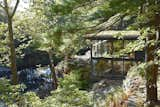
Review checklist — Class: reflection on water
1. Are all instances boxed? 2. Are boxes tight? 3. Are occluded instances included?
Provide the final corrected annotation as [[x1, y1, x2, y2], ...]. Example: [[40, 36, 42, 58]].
[[0, 66, 62, 98]]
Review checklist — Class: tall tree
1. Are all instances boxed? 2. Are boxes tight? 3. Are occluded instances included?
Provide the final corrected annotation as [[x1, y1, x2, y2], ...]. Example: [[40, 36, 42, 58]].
[[0, 0, 20, 84], [96, 0, 160, 106], [30, 0, 94, 88]]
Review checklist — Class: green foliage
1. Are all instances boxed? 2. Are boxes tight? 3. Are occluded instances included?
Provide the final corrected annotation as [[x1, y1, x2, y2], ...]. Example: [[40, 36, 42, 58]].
[[0, 22, 9, 65], [43, 87, 93, 107], [42, 69, 93, 107], [0, 0, 160, 106], [67, 63, 91, 89], [157, 49, 160, 57], [119, 40, 145, 55], [127, 63, 146, 78], [59, 71, 82, 89], [0, 78, 25, 105], [18, 92, 42, 107], [59, 67, 90, 89], [95, 60, 109, 72], [78, 67, 91, 89], [0, 74, 93, 107]]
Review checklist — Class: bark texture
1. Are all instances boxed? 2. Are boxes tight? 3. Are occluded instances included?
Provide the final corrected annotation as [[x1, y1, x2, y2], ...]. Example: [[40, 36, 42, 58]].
[[3, 0, 19, 85], [48, 51, 58, 89], [146, 33, 158, 106]]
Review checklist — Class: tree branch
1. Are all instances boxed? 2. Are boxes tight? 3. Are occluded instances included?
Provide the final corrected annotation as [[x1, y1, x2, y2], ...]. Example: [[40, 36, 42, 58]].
[[3, 0, 9, 15], [10, 0, 19, 18], [0, 3, 5, 10]]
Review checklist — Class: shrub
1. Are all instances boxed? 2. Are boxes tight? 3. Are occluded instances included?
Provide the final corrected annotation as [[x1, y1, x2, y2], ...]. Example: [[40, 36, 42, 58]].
[[0, 78, 25, 106], [0, 68, 93, 107], [18, 92, 42, 107], [42, 87, 93, 107], [0, 78, 42, 107], [95, 60, 109, 72], [42, 70, 93, 107]]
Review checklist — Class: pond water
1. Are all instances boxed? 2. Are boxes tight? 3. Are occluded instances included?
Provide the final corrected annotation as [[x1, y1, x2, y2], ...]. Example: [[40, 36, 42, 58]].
[[0, 66, 60, 98]]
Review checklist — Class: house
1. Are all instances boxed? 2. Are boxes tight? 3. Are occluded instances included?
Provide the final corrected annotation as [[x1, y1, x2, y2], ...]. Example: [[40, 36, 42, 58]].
[[85, 30, 145, 79]]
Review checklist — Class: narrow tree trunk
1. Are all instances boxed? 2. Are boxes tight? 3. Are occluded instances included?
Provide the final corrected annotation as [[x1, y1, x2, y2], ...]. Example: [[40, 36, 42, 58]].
[[8, 16, 18, 85], [146, 11, 160, 106], [146, 33, 158, 106], [64, 54, 69, 74], [48, 51, 58, 89], [3, 0, 19, 85]]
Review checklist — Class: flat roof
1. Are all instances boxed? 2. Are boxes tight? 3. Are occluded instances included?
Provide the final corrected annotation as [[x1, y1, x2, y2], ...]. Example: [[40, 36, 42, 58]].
[[85, 30, 140, 40]]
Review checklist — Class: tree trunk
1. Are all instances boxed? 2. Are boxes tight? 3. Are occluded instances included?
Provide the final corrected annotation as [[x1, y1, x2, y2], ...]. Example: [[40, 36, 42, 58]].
[[3, 0, 19, 85], [64, 54, 69, 74], [146, 33, 158, 106], [48, 51, 58, 89], [8, 16, 18, 85], [146, 11, 160, 106]]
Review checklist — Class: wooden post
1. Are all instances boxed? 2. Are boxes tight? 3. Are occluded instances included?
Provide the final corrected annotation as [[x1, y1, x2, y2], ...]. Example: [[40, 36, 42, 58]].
[[90, 41, 94, 73], [122, 39, 125, 77], [100, 40, 103, 57], [111, 41, 114, 76]]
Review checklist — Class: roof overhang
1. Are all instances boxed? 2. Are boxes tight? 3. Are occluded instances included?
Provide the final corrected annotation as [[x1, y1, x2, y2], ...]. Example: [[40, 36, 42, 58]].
[[84, 30, 140, 40]]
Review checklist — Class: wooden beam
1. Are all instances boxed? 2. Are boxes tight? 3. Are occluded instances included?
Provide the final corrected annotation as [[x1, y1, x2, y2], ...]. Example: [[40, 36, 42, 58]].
[[92, 57, 136, 61], [90, 42, 94, 73], [84, 35, 139, 40]]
